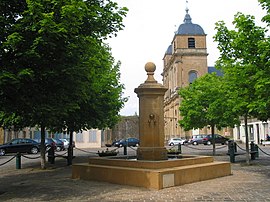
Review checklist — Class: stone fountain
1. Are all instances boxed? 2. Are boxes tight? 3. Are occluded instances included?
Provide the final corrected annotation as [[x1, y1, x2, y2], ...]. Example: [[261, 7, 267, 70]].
[[72, 62, 231, 189]]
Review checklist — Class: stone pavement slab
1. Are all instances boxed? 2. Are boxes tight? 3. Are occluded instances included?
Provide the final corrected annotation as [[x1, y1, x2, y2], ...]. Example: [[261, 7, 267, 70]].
[[0, 154, 270, 202], [0, 147, 270, 202]]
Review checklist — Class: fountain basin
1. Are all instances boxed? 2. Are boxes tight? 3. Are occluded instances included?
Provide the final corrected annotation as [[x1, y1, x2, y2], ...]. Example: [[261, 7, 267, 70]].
[[72, 155, 231, 190]]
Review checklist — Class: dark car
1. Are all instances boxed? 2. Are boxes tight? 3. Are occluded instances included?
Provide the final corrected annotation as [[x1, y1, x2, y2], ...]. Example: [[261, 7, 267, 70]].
[[114, 138, 140, 147], [106, 139, 119, 147], [189, 134, 207, 145], [54, 138, 65, 151], [202, 134, 230, 145], [0, 138, 40, 156], [34, 138, 57, 151], [110, 139, 121, 147]]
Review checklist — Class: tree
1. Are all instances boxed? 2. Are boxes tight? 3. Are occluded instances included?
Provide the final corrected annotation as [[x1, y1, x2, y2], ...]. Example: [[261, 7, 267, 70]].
[[52, 41, 127, 165], [0, 0, 128, 168], [179, 73, 239, 155], [214, 11, 266, 164], [249, 0, 270, 122]]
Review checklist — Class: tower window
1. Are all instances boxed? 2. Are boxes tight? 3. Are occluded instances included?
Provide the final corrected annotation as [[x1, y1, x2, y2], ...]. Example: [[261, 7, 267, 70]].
[[188, 38, 195, 48], [189, 71, 198, 83]]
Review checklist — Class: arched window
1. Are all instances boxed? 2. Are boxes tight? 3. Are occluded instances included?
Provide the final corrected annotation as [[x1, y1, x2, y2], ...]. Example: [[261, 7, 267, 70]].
[[189, 71, 198, 83], [188, 37, 195, 48]]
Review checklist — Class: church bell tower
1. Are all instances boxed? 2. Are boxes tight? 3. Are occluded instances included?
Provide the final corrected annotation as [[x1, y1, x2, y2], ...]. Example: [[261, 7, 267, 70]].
[[162, 3, 208, 141]]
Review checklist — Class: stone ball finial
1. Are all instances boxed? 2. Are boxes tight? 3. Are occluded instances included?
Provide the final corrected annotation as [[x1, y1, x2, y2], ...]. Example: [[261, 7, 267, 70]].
[[145, 62, 156, 73], [144, 62, 157, 83]]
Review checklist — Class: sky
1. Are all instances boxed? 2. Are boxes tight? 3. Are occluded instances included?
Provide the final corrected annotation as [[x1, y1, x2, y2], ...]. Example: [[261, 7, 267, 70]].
[[107, 0, 267, 116]]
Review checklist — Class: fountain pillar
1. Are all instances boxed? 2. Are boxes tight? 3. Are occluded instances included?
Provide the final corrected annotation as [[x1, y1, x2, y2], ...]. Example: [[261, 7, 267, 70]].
[[134, 62, 168, 160]]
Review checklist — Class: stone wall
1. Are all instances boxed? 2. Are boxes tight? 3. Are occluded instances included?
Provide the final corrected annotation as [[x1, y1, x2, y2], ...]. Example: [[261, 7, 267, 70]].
[[111, 115, 139, 141]]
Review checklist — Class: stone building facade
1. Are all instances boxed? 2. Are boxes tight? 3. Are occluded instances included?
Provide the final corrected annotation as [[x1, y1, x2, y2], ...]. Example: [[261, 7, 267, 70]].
[[162, 7, 231, 142]]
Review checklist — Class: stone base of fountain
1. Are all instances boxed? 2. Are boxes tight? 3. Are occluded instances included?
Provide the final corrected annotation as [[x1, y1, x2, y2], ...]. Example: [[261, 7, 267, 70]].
[[72, 155, 231, 190]]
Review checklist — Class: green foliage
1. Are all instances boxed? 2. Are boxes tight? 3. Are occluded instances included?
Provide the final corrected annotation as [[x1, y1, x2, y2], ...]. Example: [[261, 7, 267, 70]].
[[0, 0, 128, 130], [0, 0, 128, 168], [179, 74, 239, 131], [213, 3, 269, 163], [214, 11, 267, 120], [258, 0, 270, 24]]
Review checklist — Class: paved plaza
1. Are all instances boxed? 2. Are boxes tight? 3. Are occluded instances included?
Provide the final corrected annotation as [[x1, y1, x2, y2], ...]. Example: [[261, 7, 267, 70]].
[[0, 144, 270, 201]]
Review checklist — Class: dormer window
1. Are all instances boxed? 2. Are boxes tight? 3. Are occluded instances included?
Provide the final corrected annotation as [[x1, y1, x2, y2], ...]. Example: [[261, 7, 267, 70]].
[[188, 38, 195, 48]]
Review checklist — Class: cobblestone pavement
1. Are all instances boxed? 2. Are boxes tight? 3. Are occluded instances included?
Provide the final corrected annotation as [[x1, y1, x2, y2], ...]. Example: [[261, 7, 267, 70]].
[[0, 145, 270, 202]]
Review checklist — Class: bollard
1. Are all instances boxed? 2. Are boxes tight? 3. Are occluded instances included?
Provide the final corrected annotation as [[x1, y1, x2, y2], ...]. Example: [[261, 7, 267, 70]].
[[178, 144, 182, 154], [48, 147, 55, 164], [255, 144, 259, 158], [123, 145, 127, 155], [228, 140, 235, 163], [250, 141, 256, 160], [16, 152, 21, 169]]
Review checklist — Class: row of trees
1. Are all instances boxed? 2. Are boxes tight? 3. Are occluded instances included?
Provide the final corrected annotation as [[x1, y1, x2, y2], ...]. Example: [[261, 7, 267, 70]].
[[179, 0, 270, 164], [0, 0, 128, 168]]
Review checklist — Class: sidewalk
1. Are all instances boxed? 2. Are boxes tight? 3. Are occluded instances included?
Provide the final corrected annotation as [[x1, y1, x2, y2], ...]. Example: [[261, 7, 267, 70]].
[[0, 151, 270, 201]]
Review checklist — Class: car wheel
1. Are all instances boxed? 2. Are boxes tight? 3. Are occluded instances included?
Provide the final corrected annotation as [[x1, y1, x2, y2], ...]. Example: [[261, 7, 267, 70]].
[[56, 146, 61, 152], [169, 143, 173, 146], [30, 147, 39, 154], [119, 144, 123, 147], [207, 141, 211, 145], [46, 146, 51, 152], [0, 148, 6, 156], [193, 141, 198, 145], [225, 141, 229, 145], [135, 143, 139, 147]]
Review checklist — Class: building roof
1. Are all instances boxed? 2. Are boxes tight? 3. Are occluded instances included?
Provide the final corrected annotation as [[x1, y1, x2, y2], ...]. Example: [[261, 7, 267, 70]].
[[165, 45, 172, 55], [164, 8, 205, 56], [208, 66, 223, 76], [176, 8, 205, 35]]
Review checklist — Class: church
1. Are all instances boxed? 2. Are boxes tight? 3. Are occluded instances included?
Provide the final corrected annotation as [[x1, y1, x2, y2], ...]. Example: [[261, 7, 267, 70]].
[[162, 6, 229, 142]]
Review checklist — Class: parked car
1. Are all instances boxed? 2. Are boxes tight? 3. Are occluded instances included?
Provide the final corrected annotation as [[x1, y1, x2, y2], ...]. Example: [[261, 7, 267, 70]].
[[106, 139, 119, 147], [34, 138, 57, 151], [65, 138, 75, 148], [54, 138, 65, 151], [202, 134, 230, 145], [168, 138, 186, 146], [60, 138, 69, 149], [189, 134, 208, 145], [0, 138, 40, 156], [114, 138, 140, 147], [111, 139, 121, 147]]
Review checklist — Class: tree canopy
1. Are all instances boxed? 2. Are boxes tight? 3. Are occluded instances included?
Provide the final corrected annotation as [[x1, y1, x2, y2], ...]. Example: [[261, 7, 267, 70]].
[[0, 0, 128, 168], [179, 73, 239, 155], [179, 73, 239, 131], [213, 3, 268, 163]]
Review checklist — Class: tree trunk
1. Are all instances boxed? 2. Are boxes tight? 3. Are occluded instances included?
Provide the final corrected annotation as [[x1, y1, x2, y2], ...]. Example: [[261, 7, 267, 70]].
[[211, 125, 216, 156], [244, 115, 250, 165], [40, 124, 46, 169], [67, 129, 74, 165]]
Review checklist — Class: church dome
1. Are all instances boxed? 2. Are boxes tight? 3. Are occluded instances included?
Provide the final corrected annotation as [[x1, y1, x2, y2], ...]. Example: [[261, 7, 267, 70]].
[[176, 8, 205, 35], [165, 45, 172, 55]]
